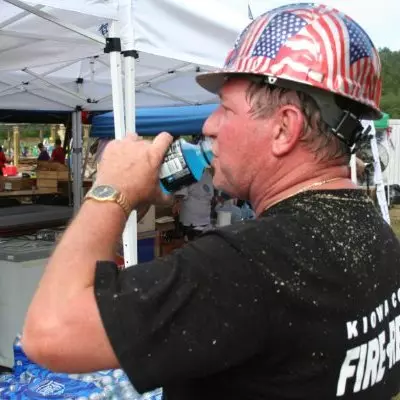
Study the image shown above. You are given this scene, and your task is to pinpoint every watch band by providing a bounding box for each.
[116,192,132,218]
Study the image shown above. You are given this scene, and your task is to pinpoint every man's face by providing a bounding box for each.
[202,78,275,199]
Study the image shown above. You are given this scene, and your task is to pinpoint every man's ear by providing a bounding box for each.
[271,106,304,157]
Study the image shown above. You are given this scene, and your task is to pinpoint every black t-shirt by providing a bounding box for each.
[95,189,400,399]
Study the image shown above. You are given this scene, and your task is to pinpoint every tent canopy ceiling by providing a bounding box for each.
[0,0,249,112]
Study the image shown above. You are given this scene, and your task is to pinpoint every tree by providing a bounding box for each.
[379,48,400,118]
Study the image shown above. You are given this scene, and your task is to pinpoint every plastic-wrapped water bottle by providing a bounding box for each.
[160,136,213,193]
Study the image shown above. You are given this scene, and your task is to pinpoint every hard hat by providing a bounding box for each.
[197,3,382,126]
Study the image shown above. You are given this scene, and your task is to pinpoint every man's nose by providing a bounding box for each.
[202,108,220,137]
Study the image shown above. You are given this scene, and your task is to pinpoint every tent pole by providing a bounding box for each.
[106,21,137,266]
[71,111,78,214]
[122,52,138,267]
[350,154,357,184]
[74,108,83,212]
[363,121,391,224]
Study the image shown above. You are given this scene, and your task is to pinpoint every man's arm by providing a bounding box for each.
[22,133,173,372]
[22,200,125,371]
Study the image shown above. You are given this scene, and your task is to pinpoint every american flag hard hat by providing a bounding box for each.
[197,3,382,119]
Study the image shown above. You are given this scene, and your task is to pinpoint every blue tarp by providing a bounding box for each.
[91,104,218,138]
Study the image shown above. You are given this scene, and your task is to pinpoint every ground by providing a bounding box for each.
[392,220,400,237]
[390,206,400,238]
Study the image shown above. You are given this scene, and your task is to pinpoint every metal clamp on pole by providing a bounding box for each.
[122,50,139,59]
[104,37,121,54]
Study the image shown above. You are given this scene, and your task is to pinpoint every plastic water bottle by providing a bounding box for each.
[160,136,213,193]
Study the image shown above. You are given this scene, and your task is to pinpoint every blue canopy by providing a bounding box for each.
[91,104,218,138]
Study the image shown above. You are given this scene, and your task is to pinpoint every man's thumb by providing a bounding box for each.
[153,132,174,163]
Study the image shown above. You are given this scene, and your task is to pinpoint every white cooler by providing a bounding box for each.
[0,239,51,367]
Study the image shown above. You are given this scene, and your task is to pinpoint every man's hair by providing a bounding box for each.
[38,143,44,149]
[0,146,2,152]
[245,80,350,163]
[55,138,62,146]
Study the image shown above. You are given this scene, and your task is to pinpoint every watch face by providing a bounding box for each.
[91,185,117,199]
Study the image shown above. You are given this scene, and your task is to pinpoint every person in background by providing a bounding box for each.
[0,146,8,175]
[37,143,50,161]
[51,138,65,165]
[213,191,243,224]
[172,168,213,241]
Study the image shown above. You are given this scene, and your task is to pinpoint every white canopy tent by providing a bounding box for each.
[0,0,249,111]
[0,0,250,265]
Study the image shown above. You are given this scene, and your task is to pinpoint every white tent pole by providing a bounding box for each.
[3,0,105,45]
[71,111,77,212]
[363,121,391,224]
[123,52,138,267]
[107,22,125,140]
[107,20,137,266]
[23,68,91,103]
[72,108,83,213]
[385,130,391,208]
[350,154,357,184]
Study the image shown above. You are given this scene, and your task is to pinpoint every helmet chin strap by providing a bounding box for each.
[260,76,366,150]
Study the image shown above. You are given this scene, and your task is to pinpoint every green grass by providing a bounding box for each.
[392,220,400,238]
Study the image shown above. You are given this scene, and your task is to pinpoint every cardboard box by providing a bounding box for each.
[36,170,69,182]
[37,161,68,172]
[36,171,58,179]
[57,171,69,180]
[36,178,57,190]
[3,177,33,191]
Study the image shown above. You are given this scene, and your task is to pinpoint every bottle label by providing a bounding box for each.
[160,140,197,192]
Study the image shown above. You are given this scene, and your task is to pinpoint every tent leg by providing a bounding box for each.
[107,21,138,266]
[350,154,357,185]
[72,109,83,214]
[122,53,138,267]
[364,121,391,224]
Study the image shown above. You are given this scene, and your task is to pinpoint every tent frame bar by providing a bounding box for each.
[3,0,106,45]
[23,67,92,103]
[0,3,44,29]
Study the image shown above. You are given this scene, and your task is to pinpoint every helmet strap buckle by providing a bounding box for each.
[331,110,364,149]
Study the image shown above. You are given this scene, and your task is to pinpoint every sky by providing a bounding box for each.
[248,0,399,50]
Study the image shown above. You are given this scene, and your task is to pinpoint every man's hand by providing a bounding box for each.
[96,133,173,206]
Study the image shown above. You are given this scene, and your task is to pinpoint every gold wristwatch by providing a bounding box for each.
[84,184,131,218]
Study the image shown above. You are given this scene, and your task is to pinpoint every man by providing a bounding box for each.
[37,143,50,161]
[51,138,65,164]
[21,4,400,400]
[172,168,213,241]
